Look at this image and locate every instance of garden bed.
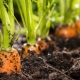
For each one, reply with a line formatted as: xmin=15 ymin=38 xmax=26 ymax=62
xmin=0 ymin=0 xmax=80 ymax=80
xmin=0 ymin=31 xmax=80 ymax=80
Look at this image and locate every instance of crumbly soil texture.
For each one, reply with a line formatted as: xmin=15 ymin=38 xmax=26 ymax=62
xmin=1 ymin=33 xmax=80 ymax=80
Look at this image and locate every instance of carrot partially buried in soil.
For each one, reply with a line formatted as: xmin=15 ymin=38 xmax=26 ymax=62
xmin=0 ymin=48 xmax=21 ymax=75
xmin=21 ymin=39 xmax=53 ymax=59
xmin=55 ymin=24 xmax=77 ymax=38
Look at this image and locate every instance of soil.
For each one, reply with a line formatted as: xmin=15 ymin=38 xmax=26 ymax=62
xmin=1 ymin=29 xmax=80 ymax=80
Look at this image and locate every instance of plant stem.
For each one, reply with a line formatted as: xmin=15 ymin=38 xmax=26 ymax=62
xmin=0 ymin=0 xmax=10 ymax=50
xmin=60 ymin=0 xmax=64 ymax=16
xmin=36 ymin=0 xmax=55 ymax=38
xmin=37 ymin=0 xmax=47 ymax=38
xmin=25 ymin=0 xmax=36 ymax=45
xmin=63 ymin=0 xmax=69 ymax=25
xmin=8 ymin=0 xmax=14 ymax=35
xmin=16 ymin=0 xmax=36 ymax=45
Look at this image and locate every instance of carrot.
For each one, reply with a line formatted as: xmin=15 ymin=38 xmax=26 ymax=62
xmin=55 ymin=24 xmax=76 ymax=38
xmin=21 ymin=39 xmax=49 ymax=59
xmin=37 ymin=40 xmax=49 ymax=50
xmin=0 ymin=48 xmax=21 ymax=75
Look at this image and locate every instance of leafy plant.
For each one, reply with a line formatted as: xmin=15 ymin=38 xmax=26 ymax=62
xmin=36 ymin=0 xmax=55 ymax=38
xmin=16 ymin=0 xmax=36 ymax=45
xmin=53 ymin=0 xmax=80 ymax=25
xmin=59 ymin=0 xmax=76 ymax=24
xmin=16 ymin=0 xmax=55 ymax=45
xmin=0 ymin=0 xmax=19 ymax=51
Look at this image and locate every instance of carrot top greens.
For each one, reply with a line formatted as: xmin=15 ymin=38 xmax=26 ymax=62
xmin=16 ymin=0 xmax=55 ymax=45
xmin=0 ymin=0 xmax=20 ymax=51
xmin=54 ymin=0 xmax=80 ymax=25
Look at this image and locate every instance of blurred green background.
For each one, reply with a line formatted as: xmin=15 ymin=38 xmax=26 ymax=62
xmin=13 ymin=0 xmax=80 ymax=26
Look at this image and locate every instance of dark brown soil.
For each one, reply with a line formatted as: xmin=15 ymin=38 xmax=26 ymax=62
xmin=1 ymin=33 xmax=80 ymax=80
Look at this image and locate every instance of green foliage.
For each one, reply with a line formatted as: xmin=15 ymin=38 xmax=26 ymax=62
xmin=16 ymin=0 xmax=36 ymax=45
xmin=1 ymin=0 xmax=79 ymax=49
xmin=16 ymin=0 xmax=55 ymax=45
xmin=50 ymin=0 xmax=80 ymax=25
xmin=0 ymin=0 xmax=16 ymax=51
xmin=36 ymin=0 xmax=55 ymax=38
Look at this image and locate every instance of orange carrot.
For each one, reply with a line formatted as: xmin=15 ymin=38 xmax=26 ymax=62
xmin=0 ymin=48 xmax=21 ymax=75
xmin=21 ymin=40 xmax=49 ymax=59
xmin=55 ymin=24 xmax=76 ymax=38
